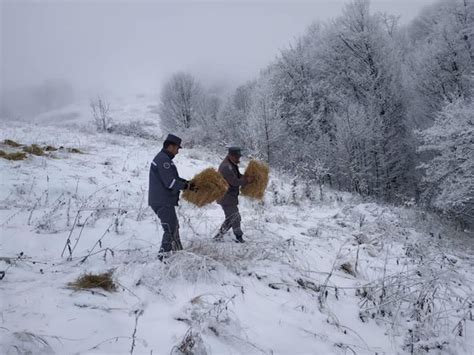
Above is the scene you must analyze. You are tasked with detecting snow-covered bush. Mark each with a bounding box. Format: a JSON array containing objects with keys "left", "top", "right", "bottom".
[
  {"left": 172, "top": 294, "right": 239, "bottom": 355},
  {"left": 109, "top": 120, "right": 157, "bottom": 140},
  {"left": 90, "top": 96, "right": 113, "bottom": 132}
]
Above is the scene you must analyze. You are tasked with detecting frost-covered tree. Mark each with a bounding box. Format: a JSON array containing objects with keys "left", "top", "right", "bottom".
[
  {"left": 219, "top": 0, "right": 415, "bottom": 199},
  {"left": 158, "top": 72, "right": 204, "bottom": 132},
  {"left": 265, "top": 25, "right": 335, "bottom": 182},
  {"left": 158, "top": 72, "right": 227, "bottom": 145},
  {"left": 189, "top": 91, "right": 223, "bottom": 144},
  {"left": 406, "top": 0, "right": 473, "bottom": 126},
  {"left": 245, "top": 73, "right": 286, "bottom": 165},
  {"left": 417, "top": 97, "right": 474, "bottom": 227},
  {"left": 319, "top": 0, "right": 414, "bottom": 200},
  {"left": 90, "top": 96, "right": 112, "bottom": 132},
  {"left": 406, "top": 0, "right": 473, "bottom": 225},
  {"left": 216, "top": 82, "right": 255, "bottom": 147}
]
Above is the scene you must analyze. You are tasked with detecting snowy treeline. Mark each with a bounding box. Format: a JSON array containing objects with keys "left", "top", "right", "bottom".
[{"left": 159, "top": 0, "right": 473, "bottom": 228}]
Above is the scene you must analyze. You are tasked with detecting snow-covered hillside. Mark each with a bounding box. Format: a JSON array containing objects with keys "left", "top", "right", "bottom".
[
  {"left": 0, "top": 117, "right": 473, "bottom": 355},
  {"left": 13, "top": 95, "right": 162, "bottom": 136}
]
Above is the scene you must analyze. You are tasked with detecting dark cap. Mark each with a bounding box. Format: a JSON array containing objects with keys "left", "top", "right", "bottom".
[
  {"left": 228, "top": 146, "right": 242, "bottom": 157},
  {"left": 164, "top": 134, "right": 182, "bottom": 148}
]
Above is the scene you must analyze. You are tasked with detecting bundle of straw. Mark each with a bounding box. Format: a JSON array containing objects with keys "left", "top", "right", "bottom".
[
  {"left": 182, "top": 168, "right": 229, "bottom": 207},
  {"left": 241, "top": 160, "right": 270, "bottom": 200}
]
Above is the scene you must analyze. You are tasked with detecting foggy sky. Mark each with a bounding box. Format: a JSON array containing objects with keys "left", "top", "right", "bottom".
[{"left": 1, "top": 0, "right": 439, "bottom": 96}]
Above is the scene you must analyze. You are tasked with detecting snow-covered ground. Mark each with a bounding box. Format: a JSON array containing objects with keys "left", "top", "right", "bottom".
[{"left": 0, "top": 109, "right": 473, "bottom": 354}]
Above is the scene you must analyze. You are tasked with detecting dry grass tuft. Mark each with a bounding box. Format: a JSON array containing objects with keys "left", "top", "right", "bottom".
[
  {"left": 22, "top": 144, "right": 44, "bottom": 156},
  {"left": 240, "top": 160, "right": 270, "bottom": 200},
  {"left": 4, "top": 139, "right": 22, "bottom": 147},
  {"left": 44, "top": 145, "right": 58, "bottom": 151},
  {"left": 340, "top": 262, "right": 356, "bottom": 276},
  {"left": 67, "top": 147, "right": 83, "bottom": 154},
  {"left": 0, "top": 150, "right": 28, "bottom": 161},
  {"left": 182, "top": 168, "right": 229, "bottom": 207},
  {"left": 68, "top": 271, "right": 117, "bottom": 292}
]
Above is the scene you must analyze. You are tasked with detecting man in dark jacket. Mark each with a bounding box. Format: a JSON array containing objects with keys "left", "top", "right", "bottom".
[
  {"left": 149, "top": 134, "right": 195, "bottom": 259},
  {"left": 214, "top": 147, "right": 253, "bottom": 243}
]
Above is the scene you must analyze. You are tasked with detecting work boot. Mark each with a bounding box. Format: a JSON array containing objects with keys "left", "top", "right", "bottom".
[
  {"left": 158, "top": 252, "right": 168, "bottom": 263},
  {"left": 234, "top": 235, "right": 245, "bottom": 243},
  {"left": 213, "top": 233, "right": 224, "bottom": 242},
  {"left": 158, "top": 243, "right": 172, "bottom": 262}
]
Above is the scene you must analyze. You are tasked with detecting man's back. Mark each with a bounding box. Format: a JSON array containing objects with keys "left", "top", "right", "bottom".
[
  {"left": 218, "top": 157, "right": 244, "bottom": 206},
  {"left": 148, "top": 150, "right": 181, "bottom": 207}
]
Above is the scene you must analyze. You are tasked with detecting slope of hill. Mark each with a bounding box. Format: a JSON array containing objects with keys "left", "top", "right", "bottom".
[{"left": 0, "top": 117, "right": 472, "bottom": 354}]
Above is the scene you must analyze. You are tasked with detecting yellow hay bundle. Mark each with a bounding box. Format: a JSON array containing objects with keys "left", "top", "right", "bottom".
[
  {"left": 68, "top": 271, "right": 117, "bottom": 292},
  {"left": 182, "top": 168, "right": 229, "bottom": 207},
  {"left": 241, "top": 160, "right": 270, "bottom": 200}
]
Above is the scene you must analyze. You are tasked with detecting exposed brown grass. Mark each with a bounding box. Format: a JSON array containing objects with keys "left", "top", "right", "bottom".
[
  {"left": 340, "top": 262, "right": 356, "bottom": 276},
  {"left": 22, "top": 144, "right": 44, "bottom": 156},
  {"left": 67, "top": 147, "right": 83, "bottom": 154},
  {"left": 0, "top": 141, "right": 81, "bottom": 159},
  {"left": 240, "top": 160, "right": 270, "bottom": 200},
  {"left": 182, "top": 168, "right": 229, "bottom": 207},
  {"left": 0, "top": 150, "right": 28, "bottom": 161},
  {"left": 44, "top": 145, "right": 58, "bottom": 151},
  {"left": 68, "top": 271, "right": 117, "bottom": 292},
  {"left": 4, "top": 139, "right": 22, "bottom": 147}
]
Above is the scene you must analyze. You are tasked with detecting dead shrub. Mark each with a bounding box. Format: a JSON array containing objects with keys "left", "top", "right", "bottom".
[
  {"left": 22, "top": 144, "right": 44, "bottom": 156},
  {"left": 68, "top": 271, "right": 117, "bottom": 292},
  {"left": 182, "top": 168, "right": 228, "bottom": 207},
  {"left": 3, "top": 139, "right": 22, "bottom": 147},
  {"left": 0, "top": 150, "right": 28, "bottom": 161},
  {"left": 173, "top": 329, "right": 207, "bottom": 355},
  {"left": 241, "top": 160, "right": 270, "bottom": 200}
]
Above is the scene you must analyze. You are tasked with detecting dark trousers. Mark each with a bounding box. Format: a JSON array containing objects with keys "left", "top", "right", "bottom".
[
  {"left": 151, "top": 206, "right": 183, "bottom": 254},
  {"left": 218, "top": 205, "right": 243, "bottom": 238}
]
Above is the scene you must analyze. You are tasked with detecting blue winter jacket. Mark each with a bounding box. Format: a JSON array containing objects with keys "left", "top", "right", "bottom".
[{"left": 148, "top": 149, "right": 187, "bottom": 207}]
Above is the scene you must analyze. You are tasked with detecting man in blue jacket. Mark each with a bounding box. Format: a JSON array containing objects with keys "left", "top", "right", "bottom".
[{"left": 149, "top": 134, "right": 195, "bottom": 259}]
